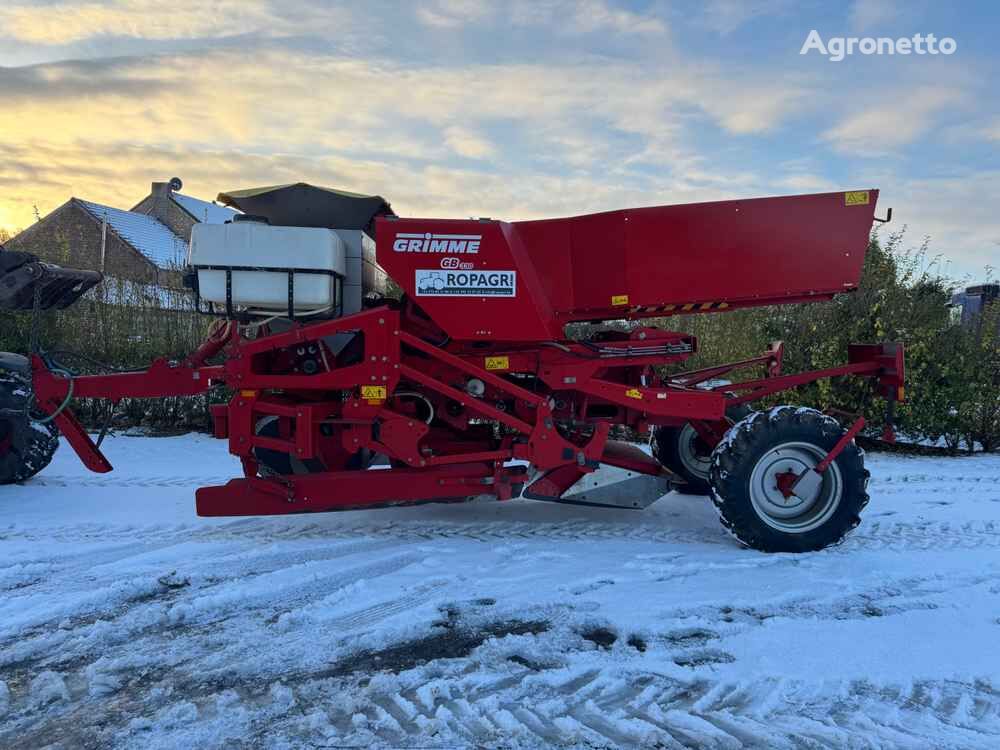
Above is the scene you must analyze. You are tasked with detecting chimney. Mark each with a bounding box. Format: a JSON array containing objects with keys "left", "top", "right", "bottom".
[{"left": 151, "top": 177, "right": 183, "bottom": 198}]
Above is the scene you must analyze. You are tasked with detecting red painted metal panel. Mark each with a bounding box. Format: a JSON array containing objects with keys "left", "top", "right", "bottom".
[
  {"left": 621, "top": 191, "right": 877, "bottom": 309},
  {"left": 375, "top": 217, "right": 556, "bottom": 342},
  {"left": 195, "top": 463, "right": 515, "bottom": 516},
  {"left": 519, "top": 189, "right": 878, "bottom": 316},
  {"left": 567, "top": 211, "right": 628, "bottom": 312},
  {"left": 378, "top": 191, "right": 878, "bottom": 342}
]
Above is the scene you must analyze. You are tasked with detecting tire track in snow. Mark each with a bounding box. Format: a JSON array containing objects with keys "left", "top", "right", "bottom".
[
  {"left": 844, "top": 519, "right": 1000, "bottom": 551},
  {"left": 870, "top": 472, "right": 1000, "bottom": 486},
  {"left": 0, "top": 543, "right": 428, "bottom": 679},
  {"left": 319, "top": 579, "right": 452, "bottom": 634},
  {"left": 6, "top": 517, "right": 1000, "bottom": 554},
  {"left": 26, "top": 466, "right": 1000, "bottom": 490},
  {"left": 660, "top": 569, "right": 997, "bottom": 640},
  {"left": 0, "top": 518, "right": 728, "bottom": 547},
  {"left": 152, "top": 549, "right": 429, "bottom": 632},
  {"left": 295, "top": 666, "right": 1000, "bottom": 749}
]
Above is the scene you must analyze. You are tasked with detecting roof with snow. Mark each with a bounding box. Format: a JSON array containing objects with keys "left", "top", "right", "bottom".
[
  {"left": 77, "top": 199, "right": 188, "bottom": 268},
  {"left": 171, "top": 193, "right": 238, "bottom": 224}
]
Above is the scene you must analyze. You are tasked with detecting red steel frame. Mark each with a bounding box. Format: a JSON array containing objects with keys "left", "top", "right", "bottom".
[
  {"left": 29, "top": 304, "right": 904, "bottom": 517},
  {"left": 25, "top": 190, "right": 902, "bottom": 517}
]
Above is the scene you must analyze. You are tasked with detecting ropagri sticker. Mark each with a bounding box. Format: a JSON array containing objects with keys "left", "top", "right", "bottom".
[{"left": 415, "top": 269, "right": 516, "bottom": 297}]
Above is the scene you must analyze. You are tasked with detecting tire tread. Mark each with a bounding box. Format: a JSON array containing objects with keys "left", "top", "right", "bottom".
[{"left": 709, "top": 406, "right": 870, "bottom": 553}]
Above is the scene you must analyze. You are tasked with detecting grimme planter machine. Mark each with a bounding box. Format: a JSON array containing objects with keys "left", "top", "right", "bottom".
[{"left": 0, "top": 186, "right": 903, "bottom": 552}]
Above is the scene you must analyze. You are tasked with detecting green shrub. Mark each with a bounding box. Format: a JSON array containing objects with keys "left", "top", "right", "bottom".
[
  {"left": 0, "top": 280, "right": 218, "bottom": 432},
  {"left": 660, "top": 231, "right": 997, "bottom": 453}
]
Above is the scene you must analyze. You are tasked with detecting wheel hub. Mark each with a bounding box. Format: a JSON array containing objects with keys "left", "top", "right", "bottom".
[
  {"left": 748, "top": 442, "right": 843, "bottom": 533},
  {"left": 774, "top": 468, "right": 801, "bottom": 499},
  {"left": 678, "top": 423, "right": 712, "bottom": 478}
]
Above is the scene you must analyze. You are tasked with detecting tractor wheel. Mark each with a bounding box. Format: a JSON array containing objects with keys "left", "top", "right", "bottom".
[
  {"left": 0, "top": 370, "right": 59, "bottom": 484},
  {"left": 709, "top": 406, "right": 869, "bottom": 553},
  {"left": 252, "top": 416, "right": 326, "bottom": 476},
  {"left": 652, "top": 405, "right": 751, "bottom": 495}
]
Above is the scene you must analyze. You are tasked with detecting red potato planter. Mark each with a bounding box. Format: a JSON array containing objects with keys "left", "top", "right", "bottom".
[{"left": 0, "top": 185, "right": 903, "bottom": 552}]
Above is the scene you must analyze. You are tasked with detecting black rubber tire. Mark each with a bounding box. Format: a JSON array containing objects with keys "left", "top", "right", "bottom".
[
  {"left": 709, "top": 406, "right": 870, "bottom": 553},
  {"left": 0, "top": 371, "right": 59, "bottom": 484},
  {"left": 652, "top": 404, "right": 752, "bottom": 495},
  {"left": 253, "top": 416, "right": 325, "bottom": 476}
]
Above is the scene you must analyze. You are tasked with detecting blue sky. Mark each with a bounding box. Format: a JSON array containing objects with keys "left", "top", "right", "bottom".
[{"left": 0, "top": 0, "right": 997, "bottom": 280}]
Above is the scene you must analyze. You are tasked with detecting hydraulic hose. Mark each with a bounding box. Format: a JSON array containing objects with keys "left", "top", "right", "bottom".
[{"left": 31, "top": 368, "right": 74, "bottom": 424}]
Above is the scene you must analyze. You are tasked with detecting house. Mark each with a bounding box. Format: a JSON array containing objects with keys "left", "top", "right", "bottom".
[
  {"left": 132, "top": 178, "right": 237, "bottom": 243},
  {"left": 952, "top": 283, "right": 1000, "bottom": 336},
  {"left": 3, "top": 178, "right": 236, "bottom": 290}
]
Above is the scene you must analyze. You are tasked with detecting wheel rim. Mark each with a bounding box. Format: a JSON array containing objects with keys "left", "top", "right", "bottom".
[
  {"left": 747, "top": 441, "right": 843, "bottom": 533},
  {"left": 677, "top": 424, "right": 711, "bottom": 479}
]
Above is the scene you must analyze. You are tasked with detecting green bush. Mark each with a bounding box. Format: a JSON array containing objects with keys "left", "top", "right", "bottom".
[
  {"left": 0, "top": 280, "right": 219, "bottom": 432},
  {"left": 661, "top": 231, "right": 998, "bottom": 453}
]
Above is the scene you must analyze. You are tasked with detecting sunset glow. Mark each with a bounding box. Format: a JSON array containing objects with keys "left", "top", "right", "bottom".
[{"left": 1, "top": 0, "right": 997, "bottom": 277}]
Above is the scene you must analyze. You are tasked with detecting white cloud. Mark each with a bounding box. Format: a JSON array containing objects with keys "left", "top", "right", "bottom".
[
  {"left": 562, "top": 0, "right": 666, "bottom": 35},
  {"left": 698, "top": 0, "right": 788, "bottom": 36},
  {"left": 821, "top": 86, "right": 964, "bottom": 156},
  {"left": 504, "top": 0, "right": 667, "bottom": 36},
  {"left": 0, "top": 0, "right": 353, "bottom": 44},
  {"left": 0, "top": 49, "right": 806, "bottom": 229},
  {"left": 984, "top": 118, "right": 1000, "bottom": 141},
  {"left": 776, "top": 173, "right": 839, "bottom": 193},
  {"left": 700, "top": 76, "right": 810, "bottom": 134},
  {"left": 1, "top": 15, "right": 994, "bottom": 283},
  {"left": 848, "top": 0, "right": 900, "bottom": 33},
  {"left": 443, "top": 127, "right": 495, "bottom": 159},
  {"left": 874, "top": 171, "right": 1000, "bottom": 279},
  {"left": 415, "top": 0, "right": 492, "bottom": 29},
  {"left": 2, "top": 49, "right": 802, "bottom": 154}
]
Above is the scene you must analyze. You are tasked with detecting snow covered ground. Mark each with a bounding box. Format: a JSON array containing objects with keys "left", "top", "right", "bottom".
[{"left": 2, "top": 435, "right": 999, "bottom": 749}]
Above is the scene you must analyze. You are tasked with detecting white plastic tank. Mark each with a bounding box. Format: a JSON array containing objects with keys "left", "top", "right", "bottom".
[{"left": 189, "top": 221, "right": 346, "bottom": 312}]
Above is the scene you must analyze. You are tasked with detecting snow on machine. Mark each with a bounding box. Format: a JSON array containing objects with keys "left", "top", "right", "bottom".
[{"left": 0, "top": 184, "right": 903, "bottom": 552}]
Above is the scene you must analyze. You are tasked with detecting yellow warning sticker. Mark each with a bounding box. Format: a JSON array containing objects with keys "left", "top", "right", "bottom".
[
  {"left": 361, "top": 385, "right": 387, "bottom": 401},
  {"left": 485, "top": 356, "right": 509, "bottom": 371},
  {"left": 845, "top": 191, "right": 869, "bottom": 206},
  {"left": 625, "top": 387, "right": 643, "bottom": 400},
  {"left": 611, "top": 294, "right": 630, "bottom": 306}
]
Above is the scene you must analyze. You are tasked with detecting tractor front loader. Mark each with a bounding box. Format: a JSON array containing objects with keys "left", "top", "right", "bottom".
[{"left": 0, "top": 186, "right": 903, "bottom": 552}]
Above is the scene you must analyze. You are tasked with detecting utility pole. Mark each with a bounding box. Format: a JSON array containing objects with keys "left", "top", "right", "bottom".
[{"left": 100, "top": 212, "right": 108, "bottom": 272}]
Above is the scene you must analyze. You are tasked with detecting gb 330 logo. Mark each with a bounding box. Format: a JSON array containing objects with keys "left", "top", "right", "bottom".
[{"left": 441, "top": 257, "right": 473, "bottom": 270}]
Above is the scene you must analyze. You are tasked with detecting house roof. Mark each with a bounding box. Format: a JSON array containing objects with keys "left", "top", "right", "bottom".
[
  {"left": 77, "top": 199, "right": 188, "bottom": 268},
  {"left": 171, "top": 192, "right": 238, "bottom": 224}
]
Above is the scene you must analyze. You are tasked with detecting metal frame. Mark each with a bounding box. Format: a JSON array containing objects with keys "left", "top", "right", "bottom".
[
  {"left": 22, "top": 189, "right": 904, "bottom": 518},
  {"left": 189, "top": 264, "right": 343, "bottom": 321},
  {"left": 29, "top": 300, "right": 904, "bottom": 517}
]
